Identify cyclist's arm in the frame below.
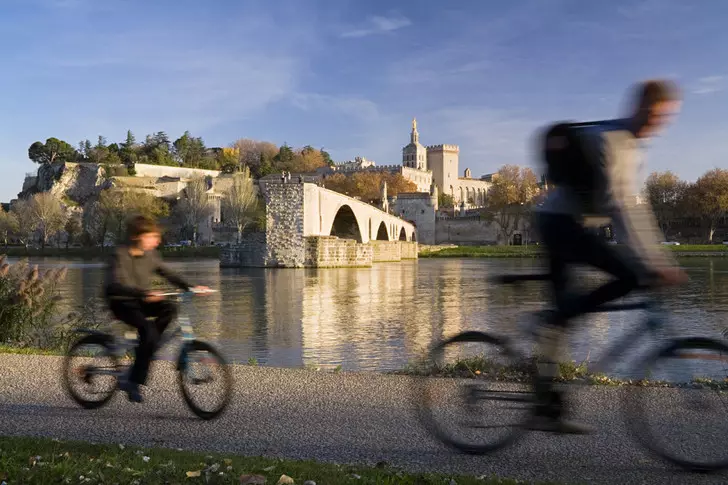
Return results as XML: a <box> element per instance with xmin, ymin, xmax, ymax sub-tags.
<box><xmin>105</xmin><ymin>251</ymin><xmax>147</xmax><ymax>299</ymax></box>
<box><xmin>599</xmin><ymin>131</ymin><xmax>675</xmax><ymax>273</ymax></box>
<box><xmin>152</xmin><ymin>251</ymin><xmax>192</xmax><ymax>291</ymax></box>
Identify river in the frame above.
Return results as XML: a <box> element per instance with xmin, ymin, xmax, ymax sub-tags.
<box><xmin>7</xmin><ymin>256</ymin><xmax>728</xmax><ymax>375</ymax></box>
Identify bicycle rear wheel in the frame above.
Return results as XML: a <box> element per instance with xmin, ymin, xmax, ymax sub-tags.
<box><xmin>625</xmin><ymin>337</ymin><xmax>728</xmax><ymax>472</ymax></box>
<box><xmin>414</xmin><ymin>331</ymin><xmax>534</xmax><ymax>454</ymax></box>
<box><xmin>177</xmin><ymin>340</ymin><xmax>232</xmax><ymax>420</ymax></box>
<box><xmin>63</xmin><ymin>333</ymin><xmax>119</xmax><ymax>409</ymax></box>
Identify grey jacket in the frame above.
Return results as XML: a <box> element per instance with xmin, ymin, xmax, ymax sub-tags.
<box><xmin>537</xmin><ymin>118</ymin><xmax>674</xmax><ymax>274</ymax></box>
<box><xmin>105</xmin><ymin>246</ymin><xmax>192</xmax><ymax>301</ymax></box>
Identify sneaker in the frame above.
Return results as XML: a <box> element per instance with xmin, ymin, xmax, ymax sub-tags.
<box><xmin>526</xmin><ymin>415</ymin><xmax>593</xmax><ymax>434</ymax></box>
<box><xmin>118</xmin><ymin>379</ymin><xmax>143</xmax><ymax>403</ymax></box>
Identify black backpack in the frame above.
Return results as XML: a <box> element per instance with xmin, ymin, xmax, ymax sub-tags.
<box><xmin>540</xmin><ymin>121</ymin><xmax>608</xmax><ymax>211</ymax></box>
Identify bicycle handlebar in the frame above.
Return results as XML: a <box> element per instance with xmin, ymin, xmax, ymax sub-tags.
<box><xmin>155</xmin><ymin>289</ymin><xmax>218</xmax><ymax>297</ymax></box>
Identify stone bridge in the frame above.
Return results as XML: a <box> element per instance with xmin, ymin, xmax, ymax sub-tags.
<box><xmin>261</xmin><ymin>179</ymin><xmax>417</xmax><ymax>243</ymax></box>
<box><xmin>242</xmin><ymin>178</ymin><xmax>418</xmax><ymax>267</ymax></box>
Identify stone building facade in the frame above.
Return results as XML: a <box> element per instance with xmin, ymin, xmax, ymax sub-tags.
<box><xmin>320</xmin><ymin>119</ymin><xmax>492</xmax><ymax>208</ymax></box>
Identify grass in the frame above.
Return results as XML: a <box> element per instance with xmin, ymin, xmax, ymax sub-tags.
<box><xmin>1</xmin><ymin>246</ymin><xmax>220</xmax><ymax>259</ymax></box>
<box><xmin>399</xmin><ymin>354</ymin><xmax>728</xmax><ymax>390</ymax></box>
<box><xmin>0</xmin><ymin>436</ymin><xmax>555</xmax><ymax>485</ymax></box>
<box><xmin>0</xmin><ymin>344</ymin><xmax>63</xmax><ymax>356</ymax></box>
<box><xmin>419</xmin><ymin>244</ymin><xmax>728</xmax><ymax>259</ymax></box>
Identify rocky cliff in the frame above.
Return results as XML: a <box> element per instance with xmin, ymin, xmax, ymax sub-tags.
<box><xmin>21</xmin><ymin>162</ymin><xmax>111</xmax><ymax>204</ymax></box>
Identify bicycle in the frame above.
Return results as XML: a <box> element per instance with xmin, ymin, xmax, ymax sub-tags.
<box><xmin>63</xmin><ymin>288</ymin><xmax>232</xmax><ymax>420</ymax></box>
<box><xmin>415</xmin><ymin>273</ymin><xmax>728</xmax><ymax>472</ymax></box>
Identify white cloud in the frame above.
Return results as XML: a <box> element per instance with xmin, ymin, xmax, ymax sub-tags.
<box><xmin>340</xmin><ymin>15</ymin><xmax>411</xmax><ymax>39</ymax></box>
<box><xmin>692</xmin><ymin>75</ymin><xmax>725</xmax><ymax>95</ymax></box>
<box><xmin>289</xmin><ymin>93</ymin><xmax>380</xmax><ymax>122</ymax></box>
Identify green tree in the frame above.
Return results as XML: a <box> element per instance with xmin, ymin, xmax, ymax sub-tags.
<box><xmin>64</xmin><ymin>213</ymin><xmax>83</xmax><ymax>249</ymax></box>
<box><xmin>28</xmin><ymin>138</ymin><xmax>78</xmax><ymax>165</ymax></box>
<box><xmin>274</xmin><ymin>143</ymin><xmax>295</xmax><ymax>171</ymax></box>
<box><xmin>120</xmin><ymin>130</ymin><xmax>138</xmax><ymax>168</ymax></box>
<box><xmin>320</xmin><ymin>148</ymin><xmax>334</xmax><ymax>167</ymax></box>
<box><xmin>173</xmin><ymin>131</ymin><xmax>209</xmax><ymax>167</ymax></box>
<box><xmin>691</xmin><ymin>169</ymin><xmax>728</xmax><ymax>242</ymax></box>
<box><xmin>438</xmin><ymin>193</ymin><xmax>455</xmax><ymax>209</ymax></box>
<box><xmin>482</xmin><ymin>165</ymin><xmax>540</xmax><ymax>245</ymax></box>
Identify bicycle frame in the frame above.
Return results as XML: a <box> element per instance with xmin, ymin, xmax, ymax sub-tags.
<box><xmin>497</xmin><ymin>274</ymin><xmax>672</xmax><ymax>375</ymax></box>
<box><xmin>71</xmin><ymin>290</ymin><xmax>212</xmax><ymax>375</ymax></box>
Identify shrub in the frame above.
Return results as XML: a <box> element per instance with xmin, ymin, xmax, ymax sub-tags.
<box><xmin>0</xmin><ymin>256</ymin><xmax>65</xmax><ymax>343</ymax></box>
<box><xmin>0</xmin><ymin>255</ymin><xmax>100</xmax><ymax>349</ymax></box>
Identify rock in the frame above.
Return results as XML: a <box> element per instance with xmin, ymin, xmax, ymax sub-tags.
<box><xmin>240</xmin><ymin>475</ymin><xmax>266</xmax><ymax>485</ymax></box>
<box><xmin>303</xmin><ymin>481</ymin><xmax>316</xmax><ymax>485</ymax></box>
<box><xmin>276</xmin><ymin>475</ymin><xmax>294</xmax><ymax>485</ymax></box>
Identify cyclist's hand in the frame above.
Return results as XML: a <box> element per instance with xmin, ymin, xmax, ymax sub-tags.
<box><xmin>192</xmin><ymin>285</ymin><xmax>212</xmax><ymax>295</ymax></box>
<box><xmin>144</xmin><ymin>291</ymin><xmax>165</xmax><ymax>303</ymax></box>
<box><xmin>656</xmin><ymin>266</ymin><xmax>688</xmax><ymax>286</ymax></box>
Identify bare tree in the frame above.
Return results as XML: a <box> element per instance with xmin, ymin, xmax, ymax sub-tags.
<box><xmin>29</xmin><ymin>192</ymin><xmax>68</xmax><ymax>250</ymax></box>
<box><xmin>177</xmin><ymin>176</ymin><xmax>214</xmax><ymax>245</ymax></box>
<box><xmin>222</xmin><ymin>167</ymin><xmax>258</xmax><ymax>243</ymax></box>
<box><xmin>0</xmin><ymin>206</ymin><xmax>19</xmax><ymax>248</ymax></box>
<box><xmin>10</xmin><ymin>199</ymin><xmax>39</xmax><ymax>249</ymax></box>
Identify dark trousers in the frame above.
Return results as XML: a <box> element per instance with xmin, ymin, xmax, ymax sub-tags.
<box><xmin>536</xmin><ymin>213</ymin><xmax>640</xmax><ymax>324</ymax></box>
<box><xmin>109</xmin><ymin>300</ymin><xmax>178</xmax><ymax>385</ymax></box>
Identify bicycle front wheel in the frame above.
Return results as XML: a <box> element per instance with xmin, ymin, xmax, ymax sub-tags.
<box><xmin>625</xmin><ymin>337</ymin><xmax>728</xmax><ymax>472</ymax></box>
<box><xmin>177</xmin><ymin>340</ymin><xmax>233</xmax><ymax>420</ymax></box>
<box><xmin>414</xmin><ymin>331</ymin><xmax>534</xmax><ymax>455</ymax></box>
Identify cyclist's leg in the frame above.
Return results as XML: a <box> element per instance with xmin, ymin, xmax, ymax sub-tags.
<box><xmin>531</xmin><ymin>213</ymin><xmax>593</xmax><ymax>433</ymax></box>
<box><xmin>142</xmin><ymin>300</ymin><xmax>178</xmax><ymax>338</ymax></box>
<box><xmin>109</xmin><ymin>301</ymin><xmax>150</xmax><ymax>401</ymax></box>
<box><xmin>534</xmin><ymin>214</ymin><xmax>573</xmax><ymax>410</ymax></box>
<box><xmin>558</xmin><ymin>228</ymin><xmax>640</xmax><ymax>319</ymax></box>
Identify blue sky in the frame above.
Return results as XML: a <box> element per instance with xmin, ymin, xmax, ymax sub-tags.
<box><xmin>1</xmin><ymin>0</ymin><xmax>727</xmax><ymax>201</ymax></box>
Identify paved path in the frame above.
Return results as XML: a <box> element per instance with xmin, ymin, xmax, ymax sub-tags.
<box><xmin>1</xmin><ymin>354</ymin><xmax>727</xmax><ymax>485</ymax></box>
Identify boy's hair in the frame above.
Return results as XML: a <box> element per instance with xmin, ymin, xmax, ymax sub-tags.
<box><xmin>635</xmin><ymin>79</ymin><xmax>681</xmax><ymax>108</ymax></box>
<box><xmin>127</xmin><ymin>215</ymin><xmax>161</xmax><ymax>240</ymax></box>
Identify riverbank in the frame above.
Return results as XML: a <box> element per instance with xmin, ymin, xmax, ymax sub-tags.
<box><xmin>419</xmin><ymin>244</ymin><xmax>728</xmax><ymax>258</ymax></box>
<box><xmin>398</xmin><ymin>355</ymin><xmax>728</xmax><ymax>389</ymax></box>
<box><xmin>1</xmin><ymin>245</ymin><xmax>220</xmax><ymax>259</ymax></box>
<box><xmin>1</xmin><ymin>354</ymin><xmax>723</xmax><ymax>485</ymax></box>
<box><xmin>0</xmin><ymin>436</ymin><xmax>542</xmax><ymax>485</ymax></box>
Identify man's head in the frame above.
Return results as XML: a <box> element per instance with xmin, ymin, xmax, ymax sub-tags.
<box><xmin>630</xmin><ymin>79</ymin><xmax>682</xmax><ymax>139</ymax></box>
<box><xmin>127</xmin><ymin>215</ymin><xmax>161</xmax><ymax>252</ymax></box>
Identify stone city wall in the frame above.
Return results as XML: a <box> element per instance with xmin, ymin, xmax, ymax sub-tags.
<box><xmin>305</xmin><ymin>236</ymin><xmax>373</xmax><ymax>268</ymax></box>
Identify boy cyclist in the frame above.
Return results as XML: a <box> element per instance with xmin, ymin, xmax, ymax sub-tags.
<box><xmin>105</xmin><ymin>215</ymin><xmax>209</xmax><ymax>403</ymax></box>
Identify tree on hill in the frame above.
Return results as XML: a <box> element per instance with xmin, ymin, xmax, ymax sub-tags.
<box><xmin>28</xmin><ymin>138</ymin><xmax>78</xmax><ymax>165</ymax></box>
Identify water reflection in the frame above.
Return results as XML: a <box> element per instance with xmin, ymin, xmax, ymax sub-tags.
<box><xmin>9</xmin><ymin>256</ymin><xmax>728</xmax><ymax>374</ymax></box>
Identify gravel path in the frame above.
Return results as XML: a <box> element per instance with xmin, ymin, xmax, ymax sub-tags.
<box><xmin>1</xmin><ymin>354</ymin><xmax>727</xmax><ymax>485</ymax></box>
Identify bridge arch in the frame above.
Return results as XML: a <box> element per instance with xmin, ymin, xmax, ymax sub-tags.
<box><xmin>329</xmin><ymin>205</ymin><xmax>363</xmax><ymax>242</ymax></box>
<box><xmin>375</xmin><ymin>221</ymin><xmax>389</xmax><ymax>240</ymax></box>
<box><xmin>399</xmin><ymin>227</ymin><xmax>407</xmax><ymax>241</ymax></box>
